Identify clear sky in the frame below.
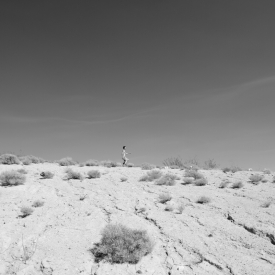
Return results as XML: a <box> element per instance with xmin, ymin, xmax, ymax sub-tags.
<box><xmin>1</xmin><ymin>1</ymin><xmax>275</xmax><ymax>169</ymax></box>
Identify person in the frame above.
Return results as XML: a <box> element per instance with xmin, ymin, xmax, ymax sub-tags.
<box><xmin>122</xmin><ymin>146</ymin><xmax>130</xmax><ymax>166</ymax></box>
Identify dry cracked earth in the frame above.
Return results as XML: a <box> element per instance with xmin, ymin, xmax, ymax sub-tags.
<box><xmin>0</xmin><ymin>164</ymin><xmax>275</xmax><ymax>275</ymax></box>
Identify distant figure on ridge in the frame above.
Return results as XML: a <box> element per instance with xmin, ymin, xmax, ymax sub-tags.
<box><xmin>122</xmin><ymin>146</ymin><xmax>130</xmax><ymax>166</ymax></box>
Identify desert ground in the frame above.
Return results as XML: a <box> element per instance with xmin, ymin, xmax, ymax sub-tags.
<box><xmin>0</xmin><ymin>162</ymin><xmax>275</xmax><ymax>275</ymax></box>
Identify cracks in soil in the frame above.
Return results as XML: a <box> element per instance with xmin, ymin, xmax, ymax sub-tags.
<box><xmin>226</xmin><ymin>213</ymin><xmax>275</xmax><ymax>246</ymax></box>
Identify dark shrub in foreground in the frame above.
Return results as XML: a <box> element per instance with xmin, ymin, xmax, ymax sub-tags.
<box><xmin>90</xmin><ymin>224</ymin><xmax>154</xmax><ymax>264</ymax></box>
<box><xmin>0</xmin><ymin>154</ymin><xmax>20</xmax><ymax>165</ymax></box>
<box><xmin>193</xmin><ymin>178</ymin><xmax>208</xmax><ymax>186</ymax></box>
<box><xmin>0</xmin><ymin>170</ymin><xmax>26</xmax><ymax>186</ymax></box>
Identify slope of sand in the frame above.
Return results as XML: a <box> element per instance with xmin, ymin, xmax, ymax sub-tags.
<box><xmin>0</xmin><ymin>164</ymin><xmax>275</xmax><ymax>275</ymax></box>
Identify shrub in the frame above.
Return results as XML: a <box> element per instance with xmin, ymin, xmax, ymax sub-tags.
<box><xmin>141</xmin><ymin>163</ymin><xmax>156</xmax><ymax>170</ymax></box>
<box><xmin>223</xmin><ymin>166</ymin><xmax>242</xmax><ymax>173</ymax></box>
<box><xmin>185</xmin><ymin>170</ymin><xmax>204</xmax><ymax>180</ymax></box>
<box><xmin>90</xmin><ymin>224</ymin><xmax>154</xmax><ymax>264</ymax></box>
<box><xmin>193</xmin><ymin>178</ymin><xmax>208</xmax><ymax>186</ymax></box>
<box><xmin>83</xmin><ymin>159</ymin><xmax>99</xmax><ymax>166</ymax></box>
<box><xmin>181</xmin><ymin>177</ymin><xmax>193</xmax><ymax>185</ymax></box>
<box><xmin>261</xmin><ymin>201</ymin><xmax>272</xmax><ymax>208</ymax></box>
<box><xmin>0</xmin><ymin>170</ymin><xmax>26</xmax><ymax>186</ymax></box>
<box><xmin>57</xmin><ymin>157</ymin><xmax>76</xmax><ymax>166</ymax></box>
<box><xmin>231</xmin><ymin>166</ymin><xmax>242</xmax><ymax>173</ymax></box>
<box><xmin>158</xmin><ymin>193</ymin><xmax>172</xmax><ymax>203</ymax></box>
<box><xmin>203</xmin><ymin>159</ymin><xmax>218</xmax><ymax>170</ymax></box>
<box><xmin>162</xmin><ymin>157</ymin><xmax>186</xmax><ymax>169</ymax></box>
<box><xmin>222</xmin><ymin>167</ymin><xmax>231</xmax><ymax>173</ymax></box>
<box><xmin>87</xmin><ymin>170</ymin><xmax>101</xmax><ymax>179</ymax></box>
<box><xmin>65</xmin><ymin>168</ymin><xmax>83</xmax><ymax>180</ymax></box>
<box><xmin>262</xmin><ymin>179</ymin><xmax>268</xmax><ymax>183</ymax></box>
<box><xmin>0</xmin><ymin>154</ymin><xmax>20</xmax><ymax>165</ymax></box>
<box><xmin>17</xmin><ymin>169</ymin><xmax>27</xmax><ymax>174</ymax></box>
<box><xmin>231</xmin><ymin>181</ymin><xmax>243</xmax><ymax>189</ymax></box>
<box><xmin>196</xmin><ymin>196</ymin><xmax>211</xmax><ymax>204</ymax></box>
<box><xmin>219</xmin><ymin>180</ymin><xmax>229</xmax><ymax>188</ymax></box>
<box><xmin>19</xmin><ymin>155</ymin><xmax>45</xmax><ymax>164</ymax></box>
<box><xmin>100</xmin><ymin>160</ymin><xmax>118</xmax><ymax>168</ymax></box>
<box><xmin>139</xmin><ymin>170</ymin><xmax>163</xmax><ymax>182</ymax></box>
<box><xmin>32</xmin><ymin>200</ymin><xmax>44</xmax><ymax>207</ymax></box>
<box><xmin>272</xmin><ymin>176</ymin><xmax>275</xmax><ymax>183</ymax></box>
<box><xmin>20</xmin><ymin>206</ymin><xmax>33</xmax><ymax>217</ymax></box>
<box><xmin>155</xmin><ymin>174</ymin><xmax>176</xmax><ymax>186</ymax></box>
<box><xmin>184</xmin><ymin>157</ymin><xmax>200</xmax><ymax>168</ymax></box>
<box><xmin>127</xmin><ymin>162</ymin><xmax>135</xmax><ymax>167</ymax></box>
<box><xmin>120</xmin><ymin>177</ymin><xmax>127</xmax><ymax>182</ymax></box>
<box><xmin>249</xmin><ymin>174</ymin><xmax>263</xmax><ymax>184</ymax></box>
<box><xmin>40</xmin><ymin>171</ymin><xmax>54</xmax><ymax>179</ymax></box>
<box><xmin>263</xmin><ymin>169</ymin><xmax>271</xmax><ymax>175</ymax></box>
<box><xmin>164</xmin><ymin>205</ymin><xmax>174</xmax><ymax>212</ymax></box>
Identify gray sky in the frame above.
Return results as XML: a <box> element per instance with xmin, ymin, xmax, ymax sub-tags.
<box><xmin>1</xmin><ymin>1</ymin><xmax>275</xmax><ymax>169</ymax></box>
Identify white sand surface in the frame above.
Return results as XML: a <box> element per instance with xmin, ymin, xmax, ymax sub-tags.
<box><xmin>0</xmin><ymin>164</ymin><xmax>274</xmax><ymax>275</ymax></box>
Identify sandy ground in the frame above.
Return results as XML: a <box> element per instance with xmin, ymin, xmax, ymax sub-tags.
<box><xmin>0</xmin><ymin>163</ymin><xmax>275</xmax><ymax>275</ymax></box>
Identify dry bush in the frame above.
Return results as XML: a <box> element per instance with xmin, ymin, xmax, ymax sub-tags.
<box><xmin>32</xmin><ymin>200</ymin><xmax>44</xmax><ymax>207</ymax></box>
<box><xmin>155</xmin><ymin>174</ymin><xmax>176</xmax><ymax>186</ymax></box>
<box><xmin>40</xmin><ymin>171</ymin><xmax>54</xmax><ymax>179</ymax></box>
<box><xmin>141</xmin><ymin>163</ymin><xmax>156</xmax><ymax>170</ymax></box>
<box><xmin>164</xmin><ymin>205</ymin><xmax>174</xmax><ymax>212</ymax></box>
<box><xmin>219</xmin><ymin>180</ymin><xmax>229</xmax><ymax>188</ymax></box>
<box><xmin>185</xmin><ymin>170</ymin><xmax>204</xmax><ymax>180</ymax></box>
<box><xmin>231</xmin><ymin>181</ymin><xmax>244</xmax><ymax>189</ymax></box>
<box><xmin>263</xmin><ymin>169</ymin><xmax>271</xmax><ymax>175</ymax></box>
<box><xmin>184</xmin><ymin>157</ymin><xmax>200</xmax><ymax>168</ymax></box>
<box><xmin>20</xmin><ymin>206</ymin><xmax>33</xmax><ymax>217</ymax></box>
<box><xmin>100</xmin><ymin>160</ymin><xmax>119</xmax><ymax>168</ymax></box>
<box><xmin>203</xmin><ymin>159</ymin><xmax>219</xmax><ymax>170</ymax></box>
<box><xmin>140</xmin><ymin>170</ymin><xmax>163</xmax><ymax>182</ymax></box>
<box><xmin>65</xmin><ymin>168</ymin><xmax>83</xmax><ymax>180</ymax></box>
<box><xmin>19</xmin><ymin>155</ymin><xmax>45</xmax><ymax>164</ymax></box>
<box><xmin>90</xmin><ymin>224</ymin><xmax>154</xmax><ymax>264</ymax></box>
<box><xmin>0</xmin><ymin>170</ymin><xmax>26</xmax><ymax>186</ymax></box>
<box><xmin>83</xmin><ymin>159</ymin><xmax>99</xmax><ymax>166</ymax></box>
<box><xmin>127</xmin><ymin>162</ymin><xmax>135</xmax><ymax>167</ymax></box>
<box><xmin>57</xmin><ymin>157</ymin><xmax>77</xmax><ymax>166</ymax></box>
<box><xmin>162</xmin><ymin>157</ymin><xmax>186</xmax><ymax>169</ymax></box>
<box><xmin>17</xmin><ymin>168</ymin><xmax>27</xmax><ymax>174</ymax></box>
<box><xmin>158</xmin><ymin>193</ymin><xmax>172</xmax><ymax>203</ymax></box>
<box><xmin>196</xmin><ymin>196</ymin><xmax>211</xmax><ymax>204</ymax></box>
<box><xmin>272</xmin><ymin>176</ymin><xmax>275</xmax><ymax>183</ymax></box>
<box><xmin>120</xmin><ymin>177</ymin><xmax>127</xmax><ymax>182</ymax></box>
<box><xmin>87</xmin><ymin>170</ymin><xmax>101</xmax><ymax>179</ymax></box>
<box><xmin>249</xmin><ymin>174</ymin><xmax>263</xmax><ymax>184</ymax></box>
<box><xmin>222</xmin><ymin>166</ymin><xmax>242</xmax><ymax>173</ymax></box>
<box><xmin>0</xmin><ymin>154</ymin><xmax>20</xmax><ymax>165</ymax></box>
<box><xmin>261</xmin><ymin>201</ymin><xmax>272</xmax><ymax>208</ymax></box>
<box><xmin>193</xmin><ymin>178</ymin><xmax>208</xmax><ymax>186</ymax></box>
<box><xmin>181</xmin><ymin>177</ymin><xmax>193</xmax><ymax>185</ymax></box>
<box><xmin>262</xmin><ymin>179</ymin><xmax>268</xmax><ymax>183</ymax></box>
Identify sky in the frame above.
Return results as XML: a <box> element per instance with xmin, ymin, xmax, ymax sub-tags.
<box><xmin>1</xmin><ymin>0</ymin><xmax>275</xmax><ymax>169</ymax></box>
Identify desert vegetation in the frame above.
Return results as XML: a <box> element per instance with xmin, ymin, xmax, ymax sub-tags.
<box><xmin>158</xmin><ymin>193</ymin><xmax>172</xmax><ymax>203</ymax></box>
<box><xmin>141</xmin><ymin>163</ymin><xmax>156</xmax><ymax>170</ymax></box>
<box><xmin>57</xmin><ymin>157</ymin><xmax>77</xmax><ymax>166</ymax></box>
<box><xmin>87</xmin><ymin>170</ymin><xmax>101</xmax><ymax>179</ymax></box>
<box><xmin>90</xmin><ymin>224</ymin><xmax>154</xmax><ymax>264</ymax></box>
<box><xmin>139</xmin><ymin>169</ymin><xmax>163</xmax><ymax>182</ymax></box>
<box><xmin>249</xmin><ymin>174</ymin><xmax>264</xmax><ymax>184</ymax></box>
<box><xmin>0</xmin><ymin>154</ymin><xmax>20</xmax><ymax>165</ymax></box>
<box><xmin>196</xmin><ymin>196</ymin><xmax>211</xmax><ymax>204</ymax></box>
<box><xmin>155</xmin><ymin>173</ymin><xmax>177</xmax><ymax>186</ymax></box>
<box><xmin>0</xmin><ymin>170</ymin><xmax>26</xmax><ymax>186</ymax></box>
<box><xmin>40</xmin><ymin>171</ymin><xmax>54</xmax><ymax>179</ymax></box>
<box><xmin>65</xmin><ymin>168</ymin><xmax>83</xmax><ymax>180</ymax></box>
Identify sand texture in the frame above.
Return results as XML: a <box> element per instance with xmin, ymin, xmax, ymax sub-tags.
<box><xmin>0</xmin><ymin>164</ymin><xmax>275</xmax><ymax>275</ymax></box>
